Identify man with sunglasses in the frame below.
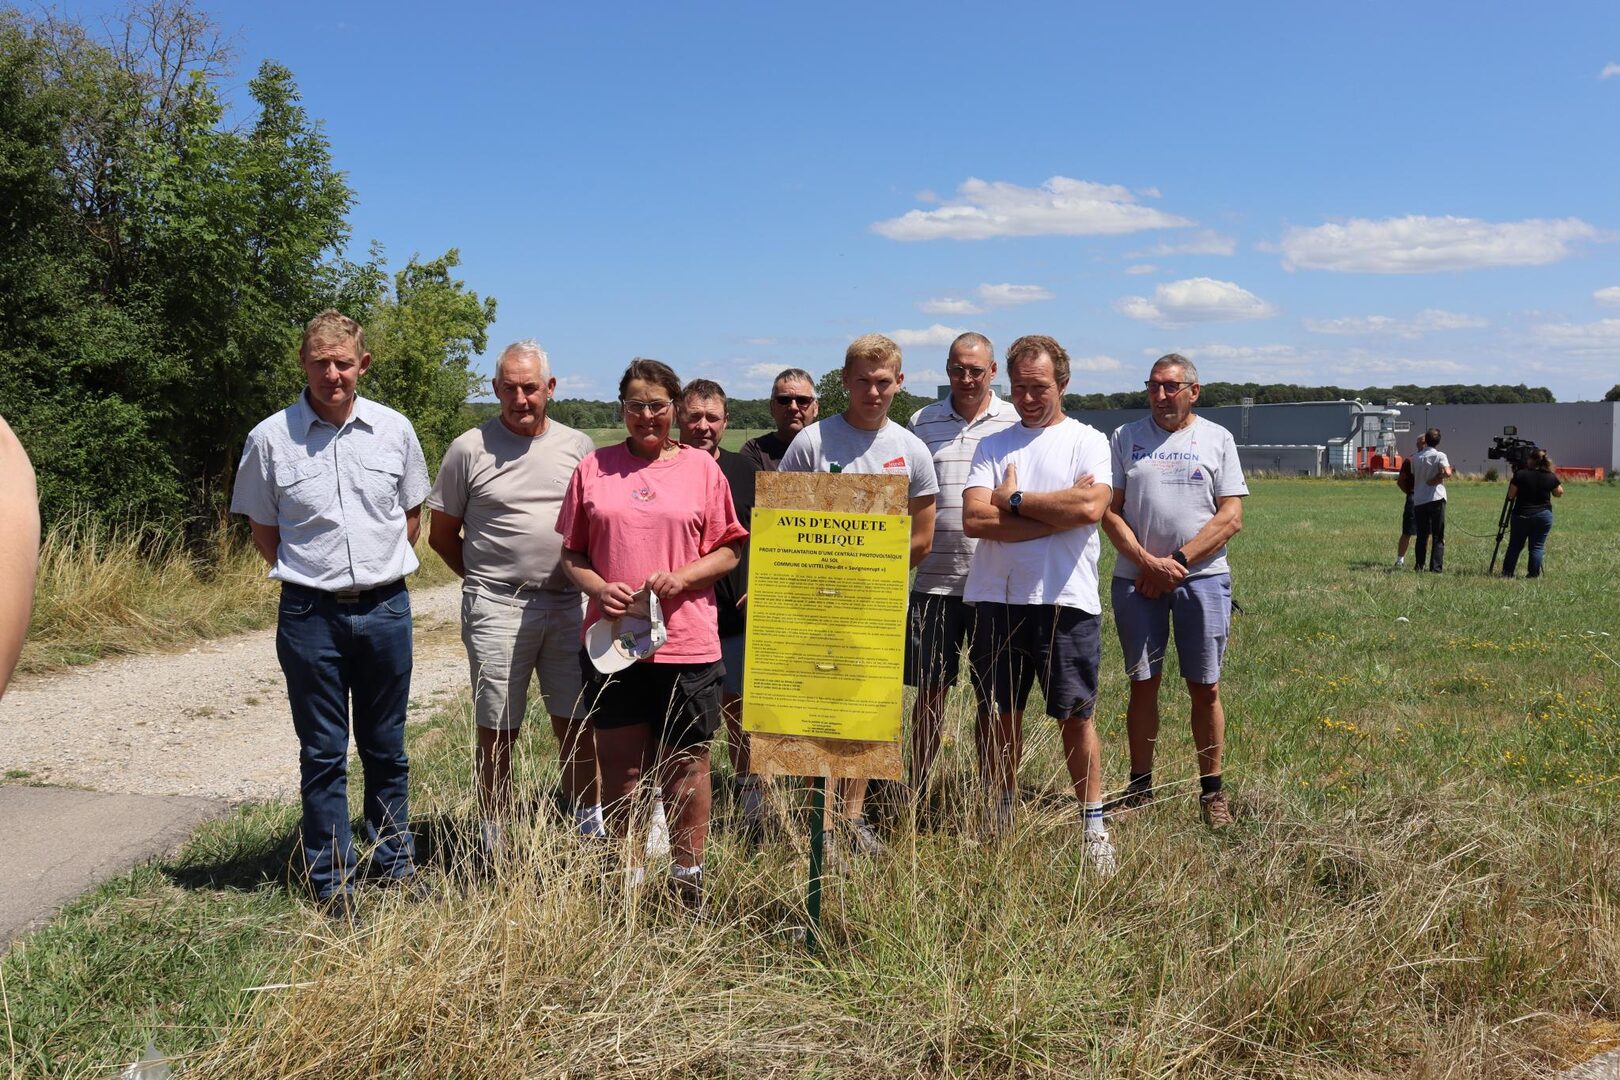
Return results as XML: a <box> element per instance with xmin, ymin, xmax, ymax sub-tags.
<box><xmin>904</xmin><ymin>332</ymin><xmax>1018</xmax><ymax>805</ymax></box>
<box><xmin>1101</xmin><ymin>354</ymin><xmax>1247</xmax><ymax>829</ymax></box>
<box><xmin>739</xmin><ymin>369</ymin><xmax>819</xmax><ymax>472</ymax></box>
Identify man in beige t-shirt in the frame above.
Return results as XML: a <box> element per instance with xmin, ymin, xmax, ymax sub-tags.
<box><xmin>428</xmin><ymin>341</ymin><xmax>598</xmax><ymax>854</ymax></box>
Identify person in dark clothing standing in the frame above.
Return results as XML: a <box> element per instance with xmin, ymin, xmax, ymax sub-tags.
<box><xmin>677</xmin><ymin>379</ymin><xmax>767</xmax><ymax>838</ymax></box>
<box><xmin>1501</xmin><ymin>449</ymin><xmax>1564</xmax><ymax>579</ymax></box>
<box><xmin>738</xmin><ymin>368</ymin><xmax>818</xmax><ymax>471</ymax></box>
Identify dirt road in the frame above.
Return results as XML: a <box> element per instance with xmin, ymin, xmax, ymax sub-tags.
<box><xmin>0</xmin><ymin>583</ymin><xmax>469</xmax><ymax>801</ymax></box>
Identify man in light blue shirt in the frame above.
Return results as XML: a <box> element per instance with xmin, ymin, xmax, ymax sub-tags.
<box><xmin>231</xmin><ymin>310</ymin><xmax>430</xmax><ymax>910</ymax></box>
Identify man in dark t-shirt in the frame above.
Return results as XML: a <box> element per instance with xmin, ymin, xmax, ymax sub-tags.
<box><xmin>739</xmin><ymin>368</ymin><xmax>818</xmax><ymax>471</ymax></box>
<box><xmin>678</xmin><ymin>379</ymin><xmax>767</xmax><ymax>836</ymax></box>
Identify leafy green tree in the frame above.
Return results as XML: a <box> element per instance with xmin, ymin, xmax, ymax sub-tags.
<box><xmin>357</xmin><ymin>249</ymin><xmax>497</xmax><ymax>471</ymax></box>
<box><xmin>1606</xmin><ymin>385</ymin><xmax>1620</xmax><ymax>403</ymax></box>
<box><xmin>815</xmin><ymin>369</ymin><xmax>847</xmax><ymax>417</ymax></box>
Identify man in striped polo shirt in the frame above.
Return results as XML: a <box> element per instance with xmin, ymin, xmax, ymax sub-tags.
<box><xmin>904</xmin><ymin>332</ymin><xmax>1018</xmax><ymax>801</ymax></box>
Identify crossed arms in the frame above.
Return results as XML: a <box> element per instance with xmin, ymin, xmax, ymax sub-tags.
<box><xmin>962</xmin><ymin>463</ymin><xmax>1111</xmax><ymax>542</ymax></box>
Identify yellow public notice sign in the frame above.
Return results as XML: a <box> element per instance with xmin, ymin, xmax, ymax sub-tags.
<box><xmin>742</xmin><ymin>508</ymin><xmax>910</xmax><ymax>742</ymax></box>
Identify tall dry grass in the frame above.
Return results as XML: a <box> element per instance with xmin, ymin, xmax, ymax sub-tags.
<box><xmin>21</xmin><ymin>516</ymin><xmax>277</xmax><ymax>674</ymax></box>
<box><xmin>21</xmin><ymin>513</ymin><xmax>458</xmax><ymax>676</ymax></box>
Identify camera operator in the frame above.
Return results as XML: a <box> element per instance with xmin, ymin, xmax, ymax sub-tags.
<box><xmin>1501</xmin><ymin>448</ymin><xmax>1563</xmax><ymax>579</ymax></box>
<box><xmin>1411</xmin><ymin>427</ymin><xmax>1452</xmax><ymax>573</ymax></box>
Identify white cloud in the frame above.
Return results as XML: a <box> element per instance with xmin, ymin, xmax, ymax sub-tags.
<box><xmin>1303</xmin><ymin>308</ymin><xmax>1488</xmax><ymax>338</ymax></box>
<box><xmin>741</xmin><ymin>336</ymin><xmax>777</xmax><ymax>347</ymax></box>
<box><xmin>919</xmin><ymin>297</ymin><xmax>984</xmax><ymax>315</ymax></box>
<box><xmin>1602</xmin><ymin>62</ymin><xmax>1620</xmax><ymax>80</ymax></box>
<box><xmin>1072</xmin><ymin>355</ymin><xmax>1121</xmax><ymax>372</ymax></box>
<box><xmin>744</xmin><ymin>361</ymin><xmax>784</xmax><ymax>381</ymax></box>
<box><xmin>1594</xmin><ymin>286</ymin><xmax>1620</xmax><ymax>307</ymax></box>
<box><xmin>885</xmin><ymin>324</ymin><xmax>968</xmax><ymax>348</ymax></box>
<box><xmin>1116</xmin><ymin>277</ymin><xmax>1277</xmax><ymax>325</ymax></box>
<box><xmin>1531</xmin><ymin>319</ymin><xmax>1620</xmax><ymax>356</ymax></box>
<box><xmin>976</xmin><ymin>283</ymin><xmax>1052</xmax><ymax>306</ymax></box>
<box><xmin>1275</xmin><ymin>215</ymin><xmax>1599</xmax><ymax>273</ymax></box>
<box><xmin>871</xmin><ymin>176</ymin><xmax>1192</xmax><ymax>241</ymax></box>
<box><xmin>1125</xmin><ymin>264</ymin><xmax>1157</xmax><ymax>275</ymax></box>
<box><xmin>1128</xmin><ymin>230</ymin><xmax>1237</xmax><ymax>258</ymax></box>
<box><xmin>1156</xmin><ymin>342</ymin><xmax>1467</xmax><ymax>383</ymax></box>
<box><xmin>552</xmin><ymin>375</ymin><xmax>599</xmax><ymax>398</ymax></box>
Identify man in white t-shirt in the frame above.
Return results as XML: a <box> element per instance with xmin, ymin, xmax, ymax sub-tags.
<box><xmin>428</xmin><ymin>341</ymin><xmax>598</xmax><ymax>858</ymax></box>
<box><xmin>1410</xmin><ymin>426</ymin><xmax>1453</xmax><ymax>573</ymax></box>
<box><xmin>962</xmin><ymin>335</ymin><xmax>1116</xmax><ymax>873</ymax></box>
<box><xmin>780</xmin><ymin>333</ymin><xmax>939</xmax><ymax>856</ymax></box>
<box><xmin>1101</xmin><ymin>353</ymin><xmax>1248</xmax><ymax>830</ymax></box>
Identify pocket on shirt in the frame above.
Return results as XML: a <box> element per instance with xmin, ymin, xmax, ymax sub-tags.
<box><xmin>360</xmin><ymin>452</ymin><xmax>406</xmax><ymax>514</ymax></box>
<box><xmin>274</xmin><ymin>460</ymin><xmax>329</xmax><ymax>523</ymax></box>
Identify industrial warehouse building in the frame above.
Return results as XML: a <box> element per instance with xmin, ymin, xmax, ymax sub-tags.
<box><xmin>1063</xmin><ymin>400</ymin><xmax>1620</xmax><ymax>477</ymax></box>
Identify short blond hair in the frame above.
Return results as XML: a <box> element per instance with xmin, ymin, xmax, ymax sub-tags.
<box><xmin>301</xmin><ymin>309</ymin><xmax>366</xmax><ymax>360</ymax></box>
<box><xmin>844</xmin><ymin>333</ymin><xmax>902</xmax><ymax>374</ymax></box>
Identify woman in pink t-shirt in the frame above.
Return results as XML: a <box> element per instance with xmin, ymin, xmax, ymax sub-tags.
<box><xmin>557</xmin><ymin>358</ymin><xmax>746</xmax><ymax>906</ymax></box>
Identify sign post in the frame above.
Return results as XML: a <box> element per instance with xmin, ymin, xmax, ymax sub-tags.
<box><xmin>743</xmin><ymin>472</ymin><xmax>908</xmax><ymax>952</ymax></box>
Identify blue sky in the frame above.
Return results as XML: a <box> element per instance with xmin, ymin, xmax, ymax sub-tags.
<box><xmin>96</xmin><ymin>1</ymin><xmax>1620</xmax><ymax>400</ymax></box>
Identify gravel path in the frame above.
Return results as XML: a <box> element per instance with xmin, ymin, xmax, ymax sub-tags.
<box><xmin>0</xmin><ymin>583</ymin><xmax>468</xmax><ymax>802</ymax></box>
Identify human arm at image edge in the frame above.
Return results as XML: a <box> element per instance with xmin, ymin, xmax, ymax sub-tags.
<box><xmin>0</xmin><ymin>415</ymin><xmax>40</xmax><ymax>698</ymax></box>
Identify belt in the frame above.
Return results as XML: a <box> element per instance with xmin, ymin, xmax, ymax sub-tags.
<box><xmin>325</xmin><ymin>579</ymin><xmax>402</xmax><ymax>604</ymax></box>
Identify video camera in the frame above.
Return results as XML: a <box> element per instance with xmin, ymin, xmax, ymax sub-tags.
<box><xmin>1486</xmin><ymin>426</ymin><xmax>1538</xmax><ymax>471</ymax></box>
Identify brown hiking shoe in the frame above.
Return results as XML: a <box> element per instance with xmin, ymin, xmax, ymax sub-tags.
<box><xmin>1200</xmin><ymin>790</ymin><xmax>1234</xmax><ymax>829</ymax></box>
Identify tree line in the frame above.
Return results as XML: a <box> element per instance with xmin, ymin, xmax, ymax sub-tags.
<box><xmin>0</xmin><ymin>2</ymin><xmax>494</xmax><ymax>537</ymax></box>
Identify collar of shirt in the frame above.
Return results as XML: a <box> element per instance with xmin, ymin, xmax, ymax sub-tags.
<box><xmin>292</xmin><ymin>390</ymin><xmax>381</xmax><ymax>435</ymax></box>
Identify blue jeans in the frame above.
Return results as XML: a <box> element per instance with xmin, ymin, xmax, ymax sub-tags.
<box><xmin>276</xmin><ymin>580</ymin><xmax>415</xmax><ymax>899</ymax></box>
<box><xmin>1502</xmin><ymin>508</ymin><xmax>1553</xmax><ymax>578</ymax></box>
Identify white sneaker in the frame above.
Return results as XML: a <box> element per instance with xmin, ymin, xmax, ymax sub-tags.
<box><xmin>1084</xmin><ymin>830</ymin><xmax>1118</xmax><ymax>878</ymax></box>
<box><xmin>646</xmin><ymin>799</ymin><xmax>672</xmax><ymax>860</ymax></box>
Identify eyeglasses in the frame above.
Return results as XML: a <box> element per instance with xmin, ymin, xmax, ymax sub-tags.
<box><xmin>1144</xmin><ymin>380</ymin><xmax>1193</xmax><ymax>396</ymax></box>
<box><xmin>948</xmin><ymin>364</ymin><xmax>990</xmax><ymax>379</ymax></box>
<box><xmin>773</xmin><ymin>394</ymin><xmax>815</xmax><ymax>407</ymax></box>
<box><xmin>620</xmin><ymin>398</ymin><xmax>673</xmax><ymax>416</ymax></box>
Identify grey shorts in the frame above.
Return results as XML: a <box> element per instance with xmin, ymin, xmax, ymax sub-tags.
<box><xmin>719</xmin><ymin>632</ymin><xmax>745</xmax><ymax>697</ymax></box>
<box><xmin>1111</xmin><ymin>573</ymin><xmax>1232</xmax><ymax>685</ymax></box>
<box><xmin>461</xmin><ymin>585</ymin><xmax>585</xmax><ymax>730</ymax></box>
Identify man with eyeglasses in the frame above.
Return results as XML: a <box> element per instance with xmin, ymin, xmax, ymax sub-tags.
<box><xmin>739</xmin><ymin>369</ymin><xmax>819</xmax><ymax>472</ymax></box>
<box><xmin>1100</xmin><ymin>353</ymin><xmax>1248</xmax><ymax>830</ymax></box>
<box><xmin>903</xmin><ymin>332</ymin><xmax>1018</xmax><ymax>806</ymax></box>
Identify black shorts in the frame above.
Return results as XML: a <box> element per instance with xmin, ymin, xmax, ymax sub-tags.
<box><xmin>968</xmin><ymin>603</ymin><xmax>1101</xmax><ymax>721</ymax></box>
<box><xmin>576</xmin><ymin>651</ymin><xmax>724</xmax><ymax>751</ymax></box>
<box><xmin>904</xmin><ymin>592</ymin><xmax>975</xmax><ymax>691</ymax></box>
<box><xmin>1401</xmin><ymin>494</ymin><xmax>1415</xmax><ymax>536</ymax></box>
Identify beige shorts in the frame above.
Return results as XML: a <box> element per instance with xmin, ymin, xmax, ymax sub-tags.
<box><xmin>461</xmin><ymin>585</ymin><xmax>585</xmax><ymax>730</ymax></box>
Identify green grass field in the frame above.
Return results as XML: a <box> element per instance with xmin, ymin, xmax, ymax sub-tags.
<box><xmin>6</xmin><ymin>478</ymin><xmax>1620</xmax><ymax>1077</ymax></box>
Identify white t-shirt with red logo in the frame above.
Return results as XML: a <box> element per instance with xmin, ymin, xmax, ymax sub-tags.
<box><xmin>779</xmin><ymin>415</ymin><xmax>939</xmax><ymax>501</ymax></box>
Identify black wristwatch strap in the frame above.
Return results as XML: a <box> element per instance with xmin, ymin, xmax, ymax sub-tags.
<box><xmin>1172</xmin><ymin>549</ymin><xmax>1189</xmax><ymax>568</ymax></box>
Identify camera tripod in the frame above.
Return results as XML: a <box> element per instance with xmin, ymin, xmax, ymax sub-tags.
<box><xmin>1488</xmin><ymin>487</ymin><xmax>1516</xmax><ymax>574</ymax></box>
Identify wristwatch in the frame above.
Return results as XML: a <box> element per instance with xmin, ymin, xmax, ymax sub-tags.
<box><xmin>1008</xmin><ymin>491</ymin><xmax>1023</xmax><ymax>516</ymax></box>
<box><xmin>1171</xmin><ymin>549</ymin><xmax>1189</xmax><ymax>568</ymax></box>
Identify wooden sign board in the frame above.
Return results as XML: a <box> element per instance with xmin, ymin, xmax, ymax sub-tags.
<box><xmin>747</xmin><ymin>471</ymin><xmax>906</xmax><ymax>782</ymax></box>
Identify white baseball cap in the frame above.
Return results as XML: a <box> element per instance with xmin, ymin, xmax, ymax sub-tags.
<box><xmin>585</xmin><ymin>587</ymin><xmax>667</xmax><ymax>673</ymax></box>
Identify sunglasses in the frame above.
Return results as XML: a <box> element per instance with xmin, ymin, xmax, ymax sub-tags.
<box><xmin>774</xmin><ymin>394</ymin><xmax>815</xmax><ymax>407</ymax></box>
<box><xmin>1144</xmin><ymin>381</ymin><xmax>1193</xmax><ymax>396</ymax></box>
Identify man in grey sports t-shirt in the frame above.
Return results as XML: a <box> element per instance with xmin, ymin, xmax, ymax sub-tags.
<box><xmin>1101</xmin><ymin>353</ymin><xmax>1248</xmax><ymax>830</ymax></box>
<box><xmin>428</xmin><ymin>341</ymin><xmax>599</xmax><ymax>857</ymax></box>
<box><xmin>779</xmin><ymin>333</ymin><xmax>938</xmax><ymax>856</ymax></box>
